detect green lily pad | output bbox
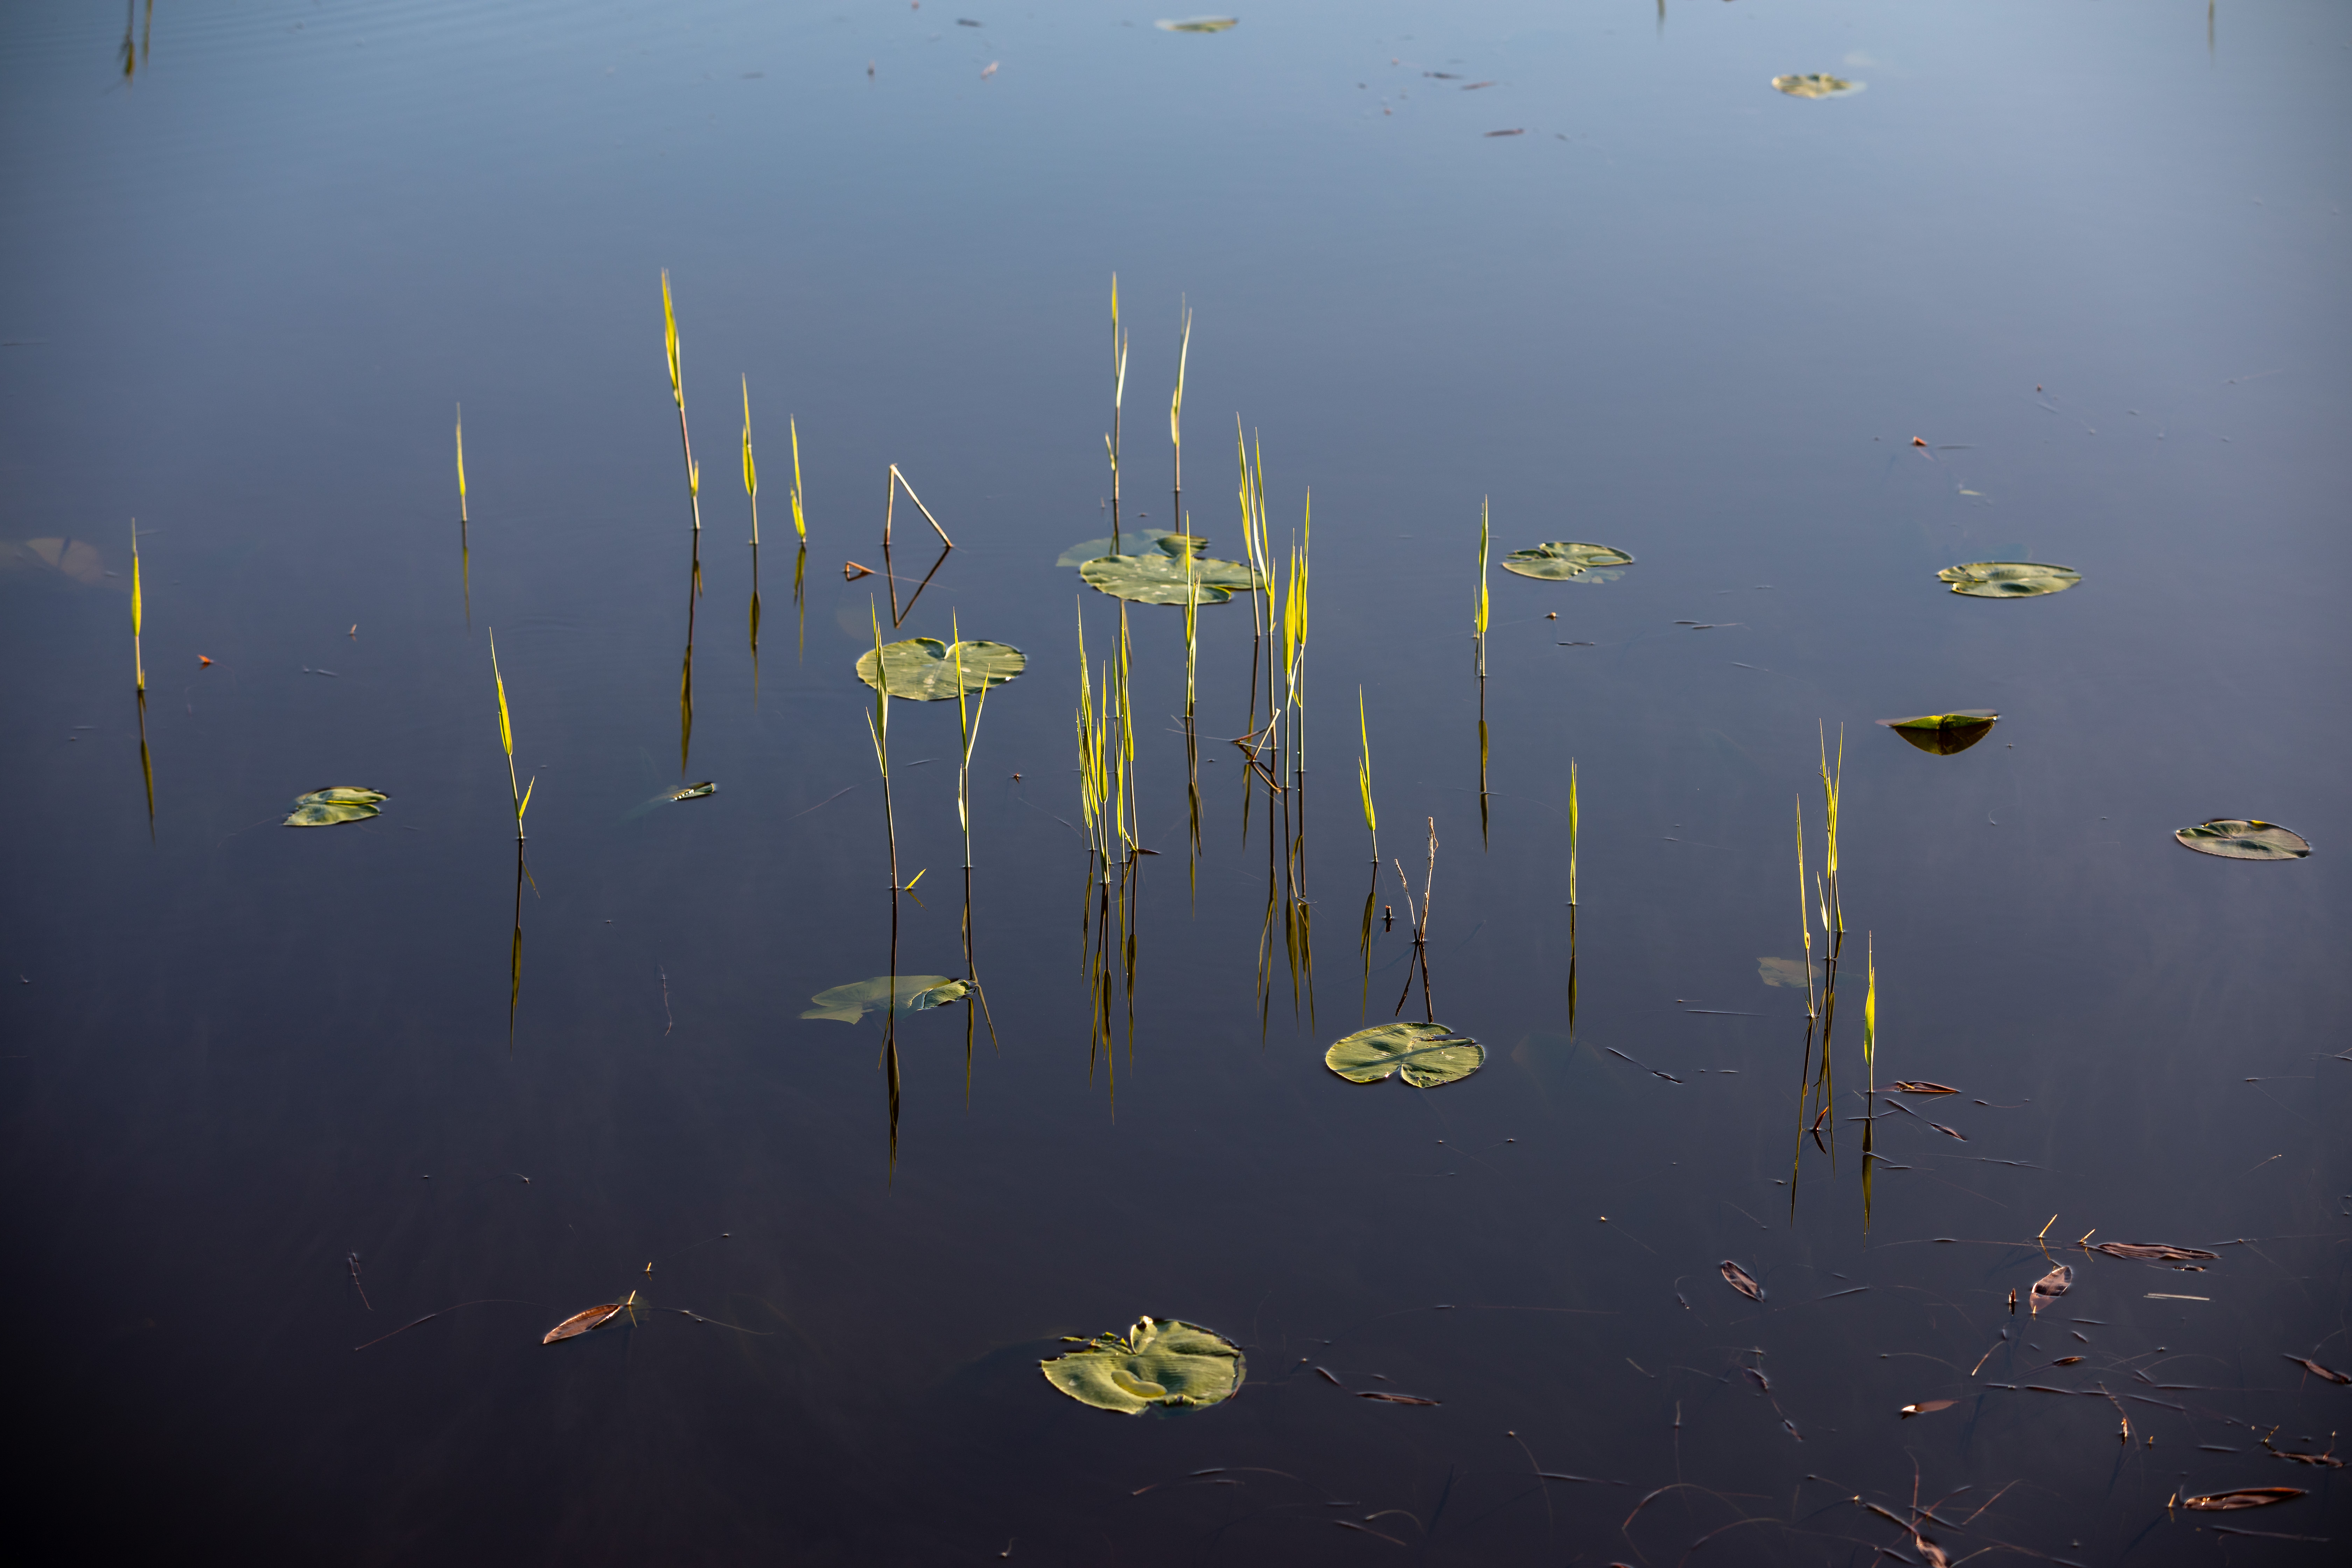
[801,975,972,1023]
[1937,561,2080,598]
[1772,73,1863,98]
[1498,541,1635,581]
[2174,820,2310,861]
[1078,536,1260,606]
[283,786,387,827]
[854,639,1026,701]
[1155,17,1239,33]
[1056,528,1183,568]
[1325,1021,1485,1087]
[1040,1316,1246,1414]
[1877,710,1998,756]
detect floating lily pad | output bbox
[854,638,1026,700]
[1877,711,1998,756]
[1155,16,1239,33]
[1325,1021,1485,1087]
[1772,73,1863,98]
[1937,561,2080,598]
[2174,820,2310,861]
[283,786,387,827]
[1498,541,1634,581]
[1040,1316,1245,1414]
[801,975,971,1023]
[1079,536,1260,606]
[1056,528,1182,568]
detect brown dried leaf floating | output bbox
[1720,1260,1765,1302]
[2180,1487,2304,1511]
[2093,1242,2220,1262]
[1900,1399,1956,1418]
[1357,1391,1441,1406]
[2029,1264,2072,1316]
[542,1291,636,1344]
[2284,1356,2350,1385]
[1892,1082,1960,1095]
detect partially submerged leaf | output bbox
[1757,956,1815,989]
[542,1295,634,1344]
[283,786,388,827]
[1937,561,2080,598]
[801,975,971,1024]
[1900,1399,1956,1418]
[670,782,717,802]
[1078,536,1259,606]
[1056,528,1182,568]
[2284,1356,2350,1385]
[1891,1082,1960,1095]
[1155,16,1239,32]
[1878,711,1998,756]
[1325,1021,1485,1087]
[1772,73,1863,98]
[2181,1488,2303,1511]
[2092,1242,2219,1262]
[2028,1264,2072,1316]
[1040,1316,1245,1414]
[1498,541,1635,582]
[1720,1260,1765,1302]
[2174,820,2311,861]
[855,638,1026,701]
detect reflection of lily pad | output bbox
[1056,528,1182,568]
[1325,1021,1485,1087]
[1757,957,1816,989]
[1877,711,1998,755]
[802,975,971,1023]
[2174,820,2310,861]
[283,786,387,827]
[1079,536,1259,606]
[1041,1316,1245,1414]
[1498,541,1634,581]
[1772,73,1863,98]
[2,537,117,588]
[1155,16,1239,33]
[1937,561,2080,598]
[855,639,1026,700]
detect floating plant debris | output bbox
[1937,561,2080,598]
[2180,1488,2304,1511]
[1771,73,1863,98]
[542,1293,636,1344]
[800,975,971,1024]
[1357,1391,1440,1406]
[854,638,1027,701]
[2029,1264,2072,1316]
[1078,536,1259,605]
[282,786,388,827]
[1040,1316,1245,1414]
[1497,541,1634,581]
[1324,1021,1485,1087]
[1899,1399,1956,1418]
[2284,1356,2350,1385]
[1877,710,1998,755]
[1154,16,1238,33]
[2092,1242,2219,1262]
[1720,1260,1764,1302]
[669,782,717,802]
[2174,819,2310,860]
[1891,1082,1960,1095]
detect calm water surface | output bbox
[3,1,2347,1561]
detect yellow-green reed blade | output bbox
[1569,759,1579,906]
[788,417,807,542]
[454,405,467,522]
[661,270,682,410]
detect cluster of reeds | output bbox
[1074,604,1141,1077]
[863,601,907,1167]
[951,614,1000,1080]
[1789,724,1876,1223]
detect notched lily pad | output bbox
[1772,73,1863,98]
[1325,1021,1485,1087]
[854,638,1026,700]
[1937,561,2079,598]
[1878,710,1997,755]
[1499,541,1634,581]
[1078,536,1260,606]
[1041,1316,1245,1414]
[1057,528,1182,568]
[1156,16,1239,33]
[802,975,971,1023]
[283,786,388,827]
[2174,819,2310,861]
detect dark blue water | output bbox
[4,2,2347,1560]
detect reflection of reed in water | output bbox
[1565,760,1578,1034]
[1787,726,1849,1219]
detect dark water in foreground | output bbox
[4,2,2348,1561]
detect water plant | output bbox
[862,599,908,1168]
[454,404,471,622]
[951,614,1001,1067]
